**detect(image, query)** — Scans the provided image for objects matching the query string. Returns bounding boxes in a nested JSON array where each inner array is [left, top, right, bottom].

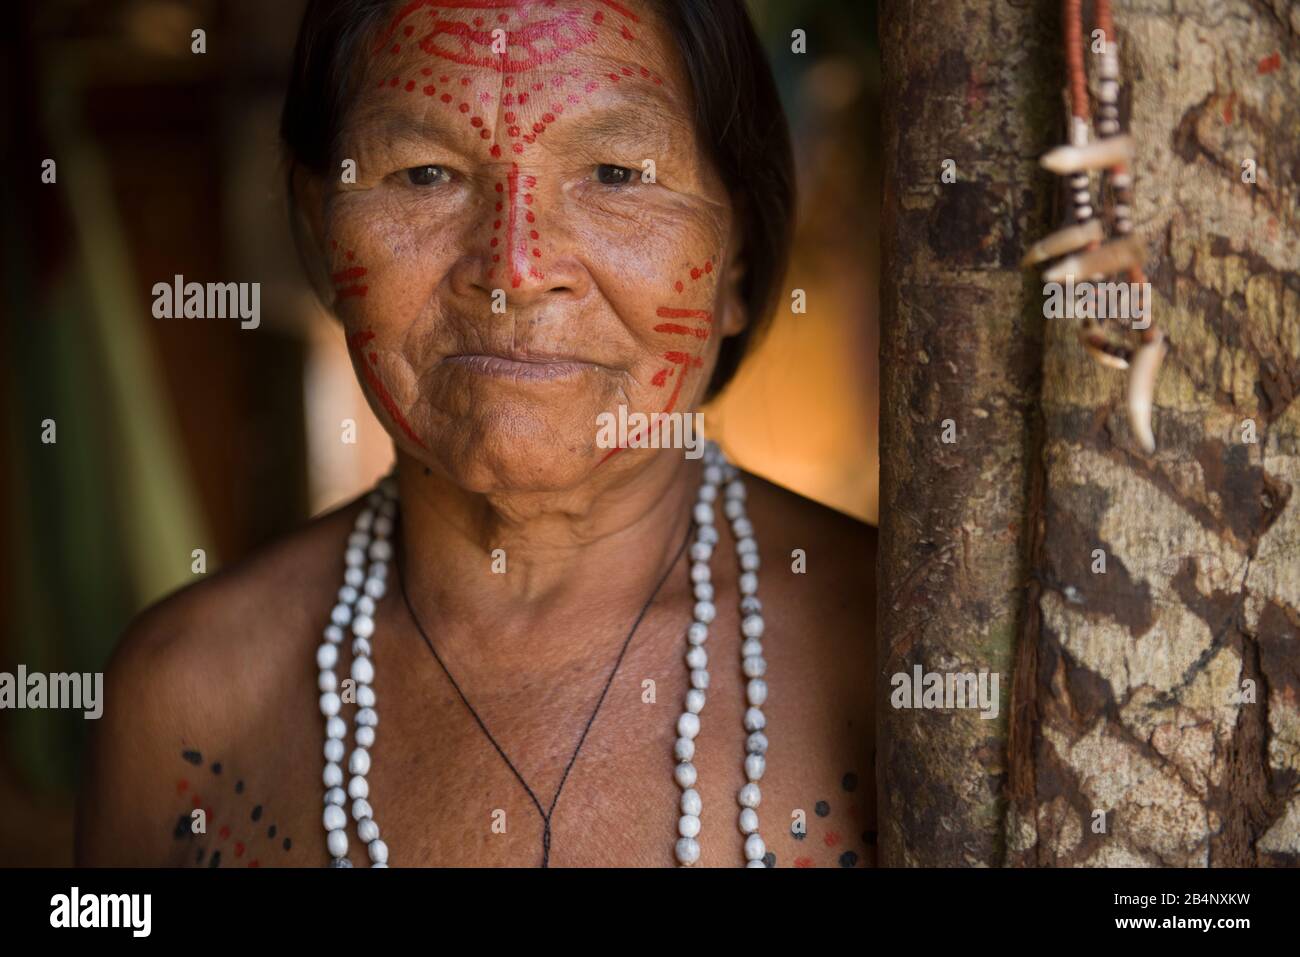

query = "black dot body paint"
[[182, 750, 202, 765], [815, 800, 830, 817]]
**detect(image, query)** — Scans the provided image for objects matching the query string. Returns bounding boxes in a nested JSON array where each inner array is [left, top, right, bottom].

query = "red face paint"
[[369, 1, 665, 278], [330, 242, 369, 298], [595, 258, 715, 466], [347, 330, 430, 449], [655, 306, 712, 322]]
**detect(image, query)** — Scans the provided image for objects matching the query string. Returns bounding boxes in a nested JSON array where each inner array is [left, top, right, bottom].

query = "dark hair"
[[280, 0, 795, 398]]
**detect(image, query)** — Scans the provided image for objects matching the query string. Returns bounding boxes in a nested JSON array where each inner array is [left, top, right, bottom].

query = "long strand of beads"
[[327, 449, 768, 868], [673, 450, 722, 865], [672, 441, 768, 867], [722, 453, 768, 867], [319, 475, 397, 867]]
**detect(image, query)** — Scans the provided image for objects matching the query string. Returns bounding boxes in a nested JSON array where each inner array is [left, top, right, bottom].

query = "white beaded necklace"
[[315, 440, 769, 867]]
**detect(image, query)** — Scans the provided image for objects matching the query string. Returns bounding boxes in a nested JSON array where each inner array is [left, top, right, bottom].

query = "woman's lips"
[[442, 352, 600, 382]]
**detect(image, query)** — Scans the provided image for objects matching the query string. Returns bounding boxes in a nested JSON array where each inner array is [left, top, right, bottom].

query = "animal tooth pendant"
[[1039, 134, 1135, 174], [1025, 0, 1164, 453], [1126, 329, 1167, 454], [1042, 237, 1145, 283], [1022, 220, 1103, 267]]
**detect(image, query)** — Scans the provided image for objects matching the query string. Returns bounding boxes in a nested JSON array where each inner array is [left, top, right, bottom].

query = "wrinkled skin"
[[313, 0, 742, 494]]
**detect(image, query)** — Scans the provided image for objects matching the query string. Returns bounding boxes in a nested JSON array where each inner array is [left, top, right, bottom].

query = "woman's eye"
[[595, 164, 636, 186], [406, 165, 448, 186]]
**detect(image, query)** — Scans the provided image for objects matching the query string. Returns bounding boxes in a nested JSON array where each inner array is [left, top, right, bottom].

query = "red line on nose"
[[507, 162, 522, 288]]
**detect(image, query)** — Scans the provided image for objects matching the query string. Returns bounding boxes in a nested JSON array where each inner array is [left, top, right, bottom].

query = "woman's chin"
[[416, 410, 611, 494]]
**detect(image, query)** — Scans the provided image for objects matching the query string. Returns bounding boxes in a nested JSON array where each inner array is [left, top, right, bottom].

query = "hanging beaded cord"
[[1023, 0, 1168, 453]]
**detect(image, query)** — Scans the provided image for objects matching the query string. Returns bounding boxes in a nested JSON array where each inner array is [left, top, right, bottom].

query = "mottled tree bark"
[[879, 0, 1300, 867]]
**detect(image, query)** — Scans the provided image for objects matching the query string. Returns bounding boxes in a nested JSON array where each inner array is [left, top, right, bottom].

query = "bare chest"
[[163, 591, 835, 869]]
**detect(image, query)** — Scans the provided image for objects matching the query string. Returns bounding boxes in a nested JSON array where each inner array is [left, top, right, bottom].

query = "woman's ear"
[[289, 164, 334, 301], [291, 164, 328, 255], [717, 218, 749, 337]]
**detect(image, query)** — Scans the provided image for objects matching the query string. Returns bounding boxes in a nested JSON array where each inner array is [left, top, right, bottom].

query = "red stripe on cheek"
[[347, 331, 428, 449], [655, 306, 712, 322], [654, 323, 708, 339]]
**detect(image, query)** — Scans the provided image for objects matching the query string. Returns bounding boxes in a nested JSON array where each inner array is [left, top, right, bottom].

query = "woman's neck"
[[392, 448, 699, 652]]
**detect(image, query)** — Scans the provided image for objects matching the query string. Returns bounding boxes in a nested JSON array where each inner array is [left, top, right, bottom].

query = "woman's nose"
[[449, 164, 591, 307]]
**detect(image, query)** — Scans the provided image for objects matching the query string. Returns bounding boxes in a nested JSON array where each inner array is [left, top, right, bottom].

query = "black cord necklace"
[[395, 517, 695, 867]]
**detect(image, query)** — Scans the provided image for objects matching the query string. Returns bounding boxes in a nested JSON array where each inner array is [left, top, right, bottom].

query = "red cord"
[[1064, 0, 1089, 120]]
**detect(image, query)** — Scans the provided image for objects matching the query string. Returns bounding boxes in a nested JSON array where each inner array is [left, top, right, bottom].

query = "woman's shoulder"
[[739, 466, 877, 603], [76, 494, 364, 863], [113, 495, 364, 680]]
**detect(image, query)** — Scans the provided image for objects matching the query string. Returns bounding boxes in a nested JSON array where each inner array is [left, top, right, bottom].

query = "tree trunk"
[[879, 0, 1300, 867]]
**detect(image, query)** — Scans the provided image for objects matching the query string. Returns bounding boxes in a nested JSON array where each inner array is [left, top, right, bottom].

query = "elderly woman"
[[77, 0, 875, 868]]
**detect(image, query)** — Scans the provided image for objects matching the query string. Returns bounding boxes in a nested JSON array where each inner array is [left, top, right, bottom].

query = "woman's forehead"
[[359, 0, 685, 107]]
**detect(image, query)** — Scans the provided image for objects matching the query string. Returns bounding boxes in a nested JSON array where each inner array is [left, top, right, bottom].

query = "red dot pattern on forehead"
[[369, 1, 665, 289], [373, 0, 653, 75]]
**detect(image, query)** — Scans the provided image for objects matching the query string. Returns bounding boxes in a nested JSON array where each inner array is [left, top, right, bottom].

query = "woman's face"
[[318, 0, 743, 493]]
